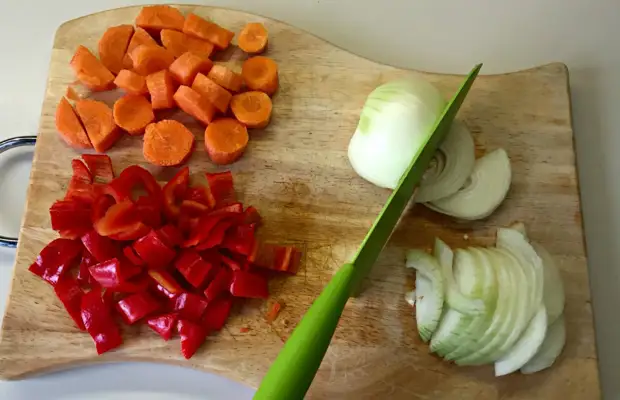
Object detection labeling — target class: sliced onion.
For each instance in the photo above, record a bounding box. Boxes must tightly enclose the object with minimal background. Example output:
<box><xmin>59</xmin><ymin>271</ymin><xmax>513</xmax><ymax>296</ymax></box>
<box><xmin>414</xmin><ymin>120</ymin><xmax>475</xmax><ymax>203</ymax></box>
<box><xmin>521</xmin><ymin>314</ymin><xmax>566</xmax><ymax>374</ymax></box>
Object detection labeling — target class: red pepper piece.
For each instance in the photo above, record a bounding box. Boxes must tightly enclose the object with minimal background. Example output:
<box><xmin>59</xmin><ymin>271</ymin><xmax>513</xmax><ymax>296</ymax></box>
<box><xmin>80</xmin><ymin>289</ymin><xmax>123</xmax><ymax>354</ymax></box>
<box><xmin>221</xmin><ymin>223</ymin><xmax>256</xmax><ymax>256</ymax></box>
<box><xmin>64</xmin><ymin>159</ymin><xmax>96</xmax><ymax>204</ymax></box>
<box><xmin>180</xmin><ymin>200</ymin><xmax>210</xmax><ymax>217</ymax></box>
<box><xmin>81</xmin><ymin>230</ymin><xmax>120</xmax><ymax>262</ymax></box>
<box><xmin>182</xmin><ymin>212</ymin><xmax>236</xmax><ymax>248</ymax></box>
<box><xmin>146</xmin><ymin>312</ymin><xmax>178</xmax><ymax>341</ymax></box>
<box><xmin>250</xmin><ymin>243</ymin><xmax>302</xmax><ymax>274</ymax></box>
<box><xmin>265</xmin><ymin>301</ymin><xmax>282</xmax><ymax>323</ymax></box>
<box><xmin>49</xmin><ymin>200</ymin><xmax>92</xmax><ymax>234</ymax></box>
<box><xmin>185</xmin><ymin>186</ymin><xmax>212</xmax><ymax>207</ymax></box>
<box><xmin>91</xmin><ymin>195</ymin><xmax>115</xmax><ymax>224</ymax></box>
<box><xmin>89</xmin><ymin>258</ymin><xmax>139</xmax><ymax>288</ymax></box>
<box><xmin>203</xmin><ymin>267</ymin><xmax>232</xmax><ymax>302</ymax></box>
<box><xmin>174</xmin><ymin>249</ymin><xmax>213</xmax><ymax>288</ymax></box>
<box><xmin>110</xmin><ymin>273</ymin><xmax>150</xmax><ymax>293</ymax></box>
<box><xmin>99</xmin><ymin>179</ymin><xmax>129</xmax><ymax>203</ymax></box>
<box><xmin>202</xmin><ymin>295</ymin><xmax>233</xmax><ymax>331</ymax></box>
<box><xmin>178</xmin><ymin>319</ymin><xmax>207</xmax><ymax>359</ymax></box>
<box><xmin>115</xmin><ymin>291</ymin><xmax>161</xmax><ymax>324</ymax></box>
<box><xmin>82</xmin><ymin>154</ymin><xmax>114</xmax><ymax>184</ymax></box>
<box><xmin>229</xmin><ymin>270</ymin><xmax>269</xmax><ymax>299</ymax></box>
<box><xmin>29</xmin><ymin>239</ymin><xmax>83</xmax><ymax>286</ymax></box>
<box><xmin>157</xmin><ymin>224</ymin><xmax>184</xmax><ymax>248</ymax></box>
<box><xmin>210</xmin><ymin>202</ymin><xmax>243</xmax><ymax>216</ymax></box>
<box><xmin>135</xmin><ymin>195</ymin><xmax>162</xmax><ymax>228</ymax></box>
<box><xmin>54</xmin><ymin>277</ymin><xmax>86</xmax><ymax>330</ymax></box>
<box><xmin>243</xmin><ymin>206</ymin><xmax>261</xmax><ymax>225</ymax></box>
<box><xmin>195</xmin><ymin>218</ymin><xmax>236</xmax><ymax>251</ymax></box>
<box><xmin>133</xmin><ymin>230</ymin><xmax>176</xmax><ymax>269</ymax></box>
<box><xmin>77</xmin><ymin>250</ymin><xmax>97</xmax><ymax>285</ymax></box>
<box><xmin>174</xmin><ymin>292</ymin><xmax>209</xmax><ymax>322</ymax></box>
<box><xmin>123</xmin><ymin>246</ymin><xmax>145</xmax><ymax>266</ymax></box>
<box><xmin>220</xmin><ymin>253</ymin><xmax>242</xmax><ymax>271</ymax></box>
<box><xmin>108</xmin><ymin>221</ymin><xmax>150</xmax><ymax>241</ymax></box>
<box><xmin>94</xmin><ymin>199</ymin><xmax>142</xmax><ymax>237</ymax></box>
<box><xmin>205</xmin><ymin>171</ymin><xmax>235</xmax><ymax>207</ymax></box>
<box><xmin>148</xmin><ymin>270</ymin><xmax>184</xmax><ymax>299</ymax></box>
<box><xmin>71</xmin><ymin>159</ymin><xmax>93</xmax><ymax>184</ymax></box>
<box><xmin>163</xmin><ymin>167</ymin><xmax>190</xmax><ymax>219</ymax></box>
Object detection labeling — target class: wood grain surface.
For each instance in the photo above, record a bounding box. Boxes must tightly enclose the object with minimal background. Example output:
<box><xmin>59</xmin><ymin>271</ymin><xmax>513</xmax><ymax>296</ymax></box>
<box><xmin>0</xmin><ymin>5</ymin><xmax>599</xmax><ymax>399</ymax></box>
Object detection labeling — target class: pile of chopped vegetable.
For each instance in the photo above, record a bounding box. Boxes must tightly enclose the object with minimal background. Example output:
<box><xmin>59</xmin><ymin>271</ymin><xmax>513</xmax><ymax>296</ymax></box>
<box><xmin>30</xmin><ymin>154</ymin><xmax>301</xmax><ymax>358</ymax></box>
<box><xmin>57</xmin><ymin>5</ymin><xmax>277</xmax><ymax>166</ymax></box>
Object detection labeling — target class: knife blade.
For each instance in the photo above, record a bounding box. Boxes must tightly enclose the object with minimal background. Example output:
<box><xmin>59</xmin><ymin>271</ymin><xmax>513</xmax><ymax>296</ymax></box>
<box><xmin>253</xmin><ymin>63</ymin><xmax>482</xmax><ymax>400</ymax></box>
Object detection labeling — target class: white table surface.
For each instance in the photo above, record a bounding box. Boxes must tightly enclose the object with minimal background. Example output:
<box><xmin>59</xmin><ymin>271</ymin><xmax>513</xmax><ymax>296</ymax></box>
<box><xmin>0</xmin><ymin>0</ymin><xmax>618</xmax><ymax>398</ymax></box>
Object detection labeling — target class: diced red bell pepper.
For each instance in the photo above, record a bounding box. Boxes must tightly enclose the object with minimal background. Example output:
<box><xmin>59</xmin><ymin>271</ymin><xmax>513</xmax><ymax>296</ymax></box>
<box><xmin>88</xmin><ymin>258</ymin><xmax>140</xmax><ymax>288</ymax></box>
<box><xmin>81</xmin><ymin>230</ymin><xmax>120</xmax><ymax>262</ymax></box>
<box><xmin>174</xmin><ymin>292</ymin><xmax>209</xmax><ymax>322</ymax></box>
<box><xmin>220</xmin><ymin>253</ymin><xmax>243</xmax><ymax>271</ymax></box>
<box><xmin>202</xmin><ymin>295</ymin><xmax>233</xmax><ymax>331</ymax></box>
<box><xmin>80</xmin><ymin>289</ymin><xmax>123</xmax><ymax>354</ymax></box>
<box><xmin>229</xmin><ymin>270</ymin><xmax>269</xmax><ymax>299</ymax></box>
<box><xmin>210</xmin><ymin>203</ymin><xmax>243</xmax><ymax>216</ymax></box>
<box><xmin>54</xmin><ymin>277</ymin><xmax>86</xmax><ymax>331</ymax></box>
<box><xmin>49</xmin><ymin>200</ymin><xmax>92</xmax><ymax>235</ymax></box>
<box><xmin>146</xmin><ymin>312</ymin><xmax>178</xmax><ymax>341</ymax></box>
<box><xmin>221</xmin><ymin>223</ymin><xmax>256</xmax><ymax>256</ymax></box>
<box><xmin>109</xmin><ymin>165</ymin><xmax>163</xmax><ymax>204</ymax></box>
<box><xmin>175</xmin><ymin>249</ymin><xmax>214</xmax><ymax>288</ymax></box>
<box><xmin>177</xmin><ymin>319</ymin><xmax>208</xmax><ymax>359</ymax></box>
<box><xmin>64</xmin><ymin>159</ymin><xmax>97</xmax><ymax>204</ymax></box>
<box><xmin>29</xmin><ymin>239</ymin><xmax>83</xmax><ymax>286</ymax></box>
<box><xmin>135</xmin><ymin>195</ymin><xmax>162</xmax><ymax>228</ymax></box>
<box><xmin>182</xmin><ymin>212</ymin><xmax>236</xmax><ymax>248</ymax></box>
<box><xmin>148</xmin><ymin>270</ymin><xmax>183</xmax><ymax>299</ymax></box>
<box><xmin>98</xmin><ymin>180</ymin><xmax>128</xmax><ymax>204</ymax></box>
<box><xmin>82</xmin><ymin>154</ymin><xmax>114</xmax><ymax>183</ymax></box>
<box><xmin>265</xmin><ymin>301</ymin><xmax>282</xmax><ymax>323</ymax></box>
<box><xmin>195</xmin><ymin>218</ymin><xmax>236</xmax><ymax>251</ymax></box>
<box><xmin>123</xmin><ymin>246</ymin><xmax>145</xmax><ymax>266</ymax></box>
<box><xmin>115</xmin><ymin>291</ymin><xmax>161</xmax><ymax>324</ymax></box>
<box><xmin>185</xmin><ymin>186</ymin><xmax>212</xmax><ymax>207</ymax></box>
<box><xmin>180</xmin><ymin>200</ymin><xmax>210</xmax><ymax>218</ymax></box>
<box><xmin>77</xmin><ymin>250</ymin><xmax>97</xmax><ymax>285</ymax></box>
<box><xmin>133</xmin><ymin>230</ymin><xmax>176</xmax><ymax>269</ymax></box>
<box><xmin>109</xmin><ymin>273</ymin><xmax>150</xmax><ymax>293</ymax></box>
<box><xmin>242</xmin><ymin>206</ymin><xmax>261</xmax><ymax>225</ymax></box>
<box><xmin>91</xmin><ymin>195</ymin><xmax>115</xmax><ymax>224</ymax></box>
<box><xmin>94</xmin><ymin>199</ymin><xmax>145</xmax><ymax>238</ymax></box>
<box><xmin>250</xmin><ymin>243</ymin><xmax>303</xmax><ymax>274</ymax></box>
<box><xmin>108</xmin><ymin>221</ymin><xmax>150</xmax><ymax>241</ymax></box>
<box><xmin>157</xmin><ymin>224</ymin><xmax>184</xmax><ymax>248</ymax></box>
<box><xmin>163</xmin><ymin>167</ymin><xmax>190</xmax><ymax>219</ymax></box>
<box><xmin>71</xmin><ymin>159</ymin><xmax>93</xmax><ymax>184</ymax></box>
<box><xmin>205</xmin><ymin>171</ymin><xmax>235</xmax><ymax>207</ymax></box>
<box><xmin>203</xmin><ymin>267</ymin><xmax>232</xmax><ymax>302</ymax></box>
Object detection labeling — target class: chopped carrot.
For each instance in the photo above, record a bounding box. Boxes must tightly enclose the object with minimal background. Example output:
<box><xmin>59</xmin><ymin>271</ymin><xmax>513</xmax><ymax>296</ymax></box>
<box><xmin>207</xmin><ymin>65</ymin><xmax>243</xmax><ymax>93</ymax></box>
<box><xmin>265</xmin><ymin>301</ymin><xmax>282</xmax><ymax>323</ymax></box>
<box><xmin>113</xmin><ymin>95</ymin><xmax>155</xmax><ymax>135</ymax></box>
<box><xmin>204</xmin><ymin>118</ymin><xmax>248</xmax><ymax>165</ymax></box>
<box><xmin>123</xmin><ymin>27</ymin><xmax>158</xmax><ymax>70</ymax></box>
<box><xmin>160</xmin><ymin>29</ymin><xmax>215</xmax><ymax>59</ymax></box>
<box><xmin>65</xmin><ymin>86</ymin><xmax>81</xmax><ymax>101</ymax></box>
<box><xmin>143</xmin><ymin>120</ymin><xmax>195</xmax><ymax>166</ymax></box>
<box><xmin>242</xmin><ymin>56</ymin><xmax>278</xmax><ymax>96</ymax></box>
<box><xmin>230</xmin><ymin>91</ymin><xmax>272</xmax><ymax>129</ymax></box>
<box><xmin>70</xmin><ymin>45</ymin><xmax>115</xmax><ymax>91</ymax></box>
<box><xmin>173</xmin><ymin>85</ymin><xmax>217</xmax><ymax>126</ymax></box>
<box><xmin>55</xmin><ymin>97</ymin><xmax>92</xmax><ymax>149</ymax></box>
<box><xmin>114</xmin><ymin>69</ymin><xmax>148</xmax><ymax>95</ymax></box>
<box><xmin>136</xmin><ymin>5</ymin><xmax>185</xmax><ymax>32</ymax></box>
<box><xmin>238</xmin><ymin>23</ymin><xmax>268</xmax><ymax>54</ymax></box>
<box><xmin>98</xmin><ymin>25</ymin><xmax>134</xmax><ymax>75</ymax></box>
<box><xmin>131</xmin><ymin>44</ymin><xmax>175</xmax><ymax>76</ymax></box>
<box><xmin>169</xmin><ymin>52</ymin><xmax>213</xmax><ymax>86</ymax></box>
<box><xmin>192</xmin><ymin>73</ymin><xmax>232</xmax><ymax>113</ymax></box>
<box><xmin>183</xmin><ymin>13</ymin><xmax>234</xmax><ymax>50</ymax></box>
<box><xmin>146</xmin><ymin>70</ymin><xmax>176</xmax><ymax>110</ymax></box>
<box><xmin>75</xmin><ymin>99</ymin><xmax>120</xmax><ymax>153</ymax></box>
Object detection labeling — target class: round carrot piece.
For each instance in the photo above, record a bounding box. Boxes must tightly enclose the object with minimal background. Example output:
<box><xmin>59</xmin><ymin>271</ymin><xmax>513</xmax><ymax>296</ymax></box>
<box><xmin>113</xmin><ymin>95</ymin><xmax>155</xmax><ymax>135</ymax></box>
<box><xmin>241</xmin><ymin>56</ymin><xmax>278</xmax><ymax>96</ymax></box>
<box><xmin>143</xmin><ymin>120</ymin><xmax>195</xmax><ymax>166</ymax></box>
<box><xmin>98</xmin><ymin>25</ymin><xmax>134</xmax><ymax>75</ymax></box>
<box><xmin>230</xmin><ymin>91</ymin><xmax>272</xmax><ymax>129</ymax></box>
<box><xmin>55</xmin><ymin>97</ymin><xmax>92</xmax><ymax>149</ymax></box>
<box><xmin>131</xmin><ymin>44</ymin><xmax>175</xmax><ymax>76</ymax></box>
<box><xmin>238</xmin><ymin>23</ymin><xmax>268</xmax><ymax>54</ymax></box>
<box><xmin>204</xmin><ymin>118</ymin><xmax>249</xmax><ymax>165</ymax></box>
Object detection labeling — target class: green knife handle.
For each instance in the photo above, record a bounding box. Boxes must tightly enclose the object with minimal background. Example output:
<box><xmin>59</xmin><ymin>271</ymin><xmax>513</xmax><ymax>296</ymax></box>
<box><xmin>253</xmin><ymin>263</ymin><xmax>356</xmax><ymax>400</ymax></box>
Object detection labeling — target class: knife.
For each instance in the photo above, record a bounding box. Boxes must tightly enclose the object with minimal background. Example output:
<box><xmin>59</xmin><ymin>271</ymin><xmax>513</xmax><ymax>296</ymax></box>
<box><xmin>253</xmin><ymin>64</ymin><xmax>482</xmax><ymax>400</ymax></box>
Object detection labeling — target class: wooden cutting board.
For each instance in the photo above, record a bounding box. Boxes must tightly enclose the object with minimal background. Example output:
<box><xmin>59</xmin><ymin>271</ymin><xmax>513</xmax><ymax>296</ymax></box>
<box><xmin>0</xmin><ymin>5</ymin><xmax>599</xmax><ymax>399</ymax></box>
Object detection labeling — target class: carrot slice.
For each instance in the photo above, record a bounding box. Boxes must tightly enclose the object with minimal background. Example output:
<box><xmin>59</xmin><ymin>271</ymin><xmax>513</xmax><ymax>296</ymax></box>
<box><xmin>204</xmin><ymin>118</ymin><xmax>248</xmax><ymax>165</ymax></box>
<box><xmin>173</xmin><ymin>86</ymin><xmax>217</xmax><ymax>126</ymax></box>
<box><xmin>65</xmin><ymin>86</ymin><xmax>81</xmax><ymax>101</ymax></box>
<box><xmin>238</xmin><ymin>23</ymin><xmax>268</xmax><ymax>54</ymax></box>
<box><xmin>136</xmin><ymin>5</ymin><xmax>185</xmax><ymax>32</ymax></box>
<box><xmin>143</xmin><ymin>120</ymin><xmax>195</xmax><ymax>166</ymax></box>
<box><xmin>98</xmin><ymin>25</ymin><xmax>134</xmax><ymax>75</ymax></box>
<box><xmin>169</xmin><ymin>52</ymin><xmax>214</xmax><ymax>86</ymax></box>
<box><xmin>70</xmin><ymin>45</ymin><xmax>115</xmax><ymax>91</ymax></box>
<box><xmin>114</xmin><ymin>69</ymin><xmax>148</xmax><ymax>95</ymax></box>
<box><xmin>123</xmin><ymin>27</ymin><xmax>158</xmax><ymax>70</ymax></box>
<box><xmin>161</xmin><ymin>29</ymin><xmax>215</xmax><ymax>59</ymax></box>
<box><xmin>146</xmin><ymin>70</ymin><xmax>176</xmax><ymax>110</ymax></box>
<box><xmin>230</xmin><ymin>91</ymin><xmax>272</xmax><ymax>129</ymax></box>
<box><xmin>192</xmin><ymin>73</ymin><xmax>232</xmax><ymax>113</ymax></box>
<box><xmin>183</xmin><ymin>13</ymin><xmax>234</xmax><ymax>50</ymax></box>
<box><xmin>113</xmin><ymin>95</ymin><xmax>155</xmax><ymax>135</ymax></box>
<box><xmin>55</xmin><ymin>97</ymin><xmax>92</xmax><ymax>149</ymax></box>
<box><xmin>75</xmin><ymin>99</ymin><xmax>120</xmax><ymax>153</ymax></box>
<box><xmin>241</xmin><ymin>56</ymin><xmax>278</xmax><ymax>96</ymax></box>
<box><xmin>207</xmin><ymin>65</ymin><xmax>243</xmax><ymax>93</ymax></box>
<box><xmin>131</xmin><ymin>44</ymin><xmax>175</xmax><ymax>76</ymax></box>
